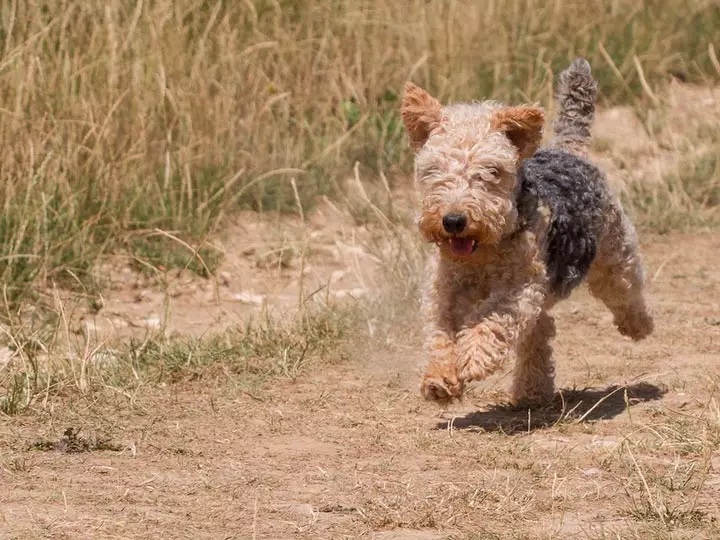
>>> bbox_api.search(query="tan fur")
[511,311,556,404]
[403,83,653,406]
[401,82,443,151]
[587,202,654,340]
[490,106,545,159]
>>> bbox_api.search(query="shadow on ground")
[436,382,666,434]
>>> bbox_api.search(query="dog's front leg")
[455,283,546,384]
[419,275,465,402]
[421,329,464,402]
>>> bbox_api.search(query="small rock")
[144,316,161,328]
[90,466,116,474]
[288,503,316,518]
[583,467,602,477]
[590,437,618,448]
[232,292,266,306]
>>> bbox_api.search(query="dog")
[401,58,654,406]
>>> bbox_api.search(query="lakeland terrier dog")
[401,58,654,406]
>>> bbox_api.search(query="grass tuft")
[0,299,355,414]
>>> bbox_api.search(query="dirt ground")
[1,232,719,539]
[2,88,720,539]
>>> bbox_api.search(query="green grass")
[0,301,355,415]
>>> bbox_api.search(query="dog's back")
[518,148,606,298]
[516,58,606,298]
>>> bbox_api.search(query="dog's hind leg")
[587,204,654,341]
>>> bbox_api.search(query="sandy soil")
[1,232,719,540]
[2,86,720,539]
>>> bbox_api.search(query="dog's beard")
[418,215,507,255]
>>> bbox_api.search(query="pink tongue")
[450,238,474,255]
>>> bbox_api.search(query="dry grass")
[0,294,358,415]
[0,155,424,415]
[0,0,717,446]
[1,0,719,303]
[0,5,719,536]
[0,0,717,418]
[624,137,720,233]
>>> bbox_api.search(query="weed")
[0,297,355,410]
[7,456,32,474]
[29,427,122,453]
[1,373,30,415]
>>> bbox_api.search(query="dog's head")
[401,83,543,259]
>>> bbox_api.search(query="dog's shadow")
[436,382,666,434]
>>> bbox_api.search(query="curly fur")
[550,57,598,157]
[402,58,654,406]
[518,149,607,298]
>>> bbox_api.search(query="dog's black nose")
[442,214,467,234]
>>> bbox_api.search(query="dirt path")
[2,233,719,540]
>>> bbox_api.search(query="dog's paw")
[616,311,654,341]
[420,375,464,403]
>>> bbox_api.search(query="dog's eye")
[472,168,500,183]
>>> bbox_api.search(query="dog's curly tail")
[550,58,598,157]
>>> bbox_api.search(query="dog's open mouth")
[449,237,477,256]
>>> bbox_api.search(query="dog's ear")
[491,106,544,159]
[401,82,443,151]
